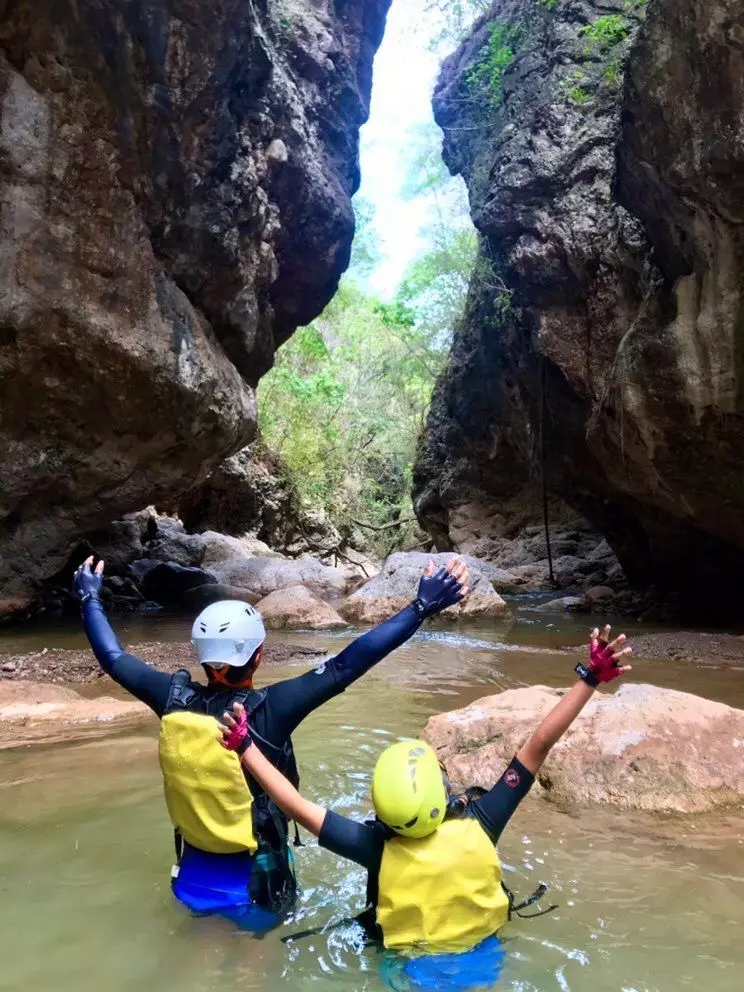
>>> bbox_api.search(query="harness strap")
[293,821,305,848]
[174,828,184,861]
[503,882,558,920]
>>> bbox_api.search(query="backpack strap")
[163,669,195,714]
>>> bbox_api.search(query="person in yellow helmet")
[217,625,632,969]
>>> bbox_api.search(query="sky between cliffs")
[355,0,469,297]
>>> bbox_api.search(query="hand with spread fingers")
[577,625,632,686]
[414,558,470,618]
[218,702,252,756]
[73,555,105,602]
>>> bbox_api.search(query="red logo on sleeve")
[504,768,520,788]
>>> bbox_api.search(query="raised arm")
[219,703,327,836]
[264,559,470,741]
[516,626,631,775]
[74,557,172,715]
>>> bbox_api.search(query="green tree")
[259,280,452,555]
[423,0,493,50]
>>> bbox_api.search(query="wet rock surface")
[424,683,744,813]
[0,0,390,614]
[415,0,744,618]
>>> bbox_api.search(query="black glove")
[73,560,103,602]
[412,565,465,618]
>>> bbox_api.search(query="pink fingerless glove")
[588,638,624,683]
[220,708,251,754]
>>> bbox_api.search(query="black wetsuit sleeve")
[469,756,535,844]
[81,596,172,716]
[319,811,386,873]
[263,604,423,743]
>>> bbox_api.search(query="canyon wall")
[414,0,744,612]
[0,0,389,612]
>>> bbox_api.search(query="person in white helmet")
[73,554,469,928]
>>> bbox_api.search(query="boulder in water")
[181,583,260,610]
[530,596,584,613]
[339,551,507,624]
[424,683,744,813]
[209,553,358,602]
[255,586,349,630]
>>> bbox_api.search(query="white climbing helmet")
[191,600,266,667]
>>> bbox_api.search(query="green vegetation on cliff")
[465,22,522,107]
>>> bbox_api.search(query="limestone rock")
[178,441,304,546]
[0,680,149,748]
[256,585,348,630]
[0,0,391,614]
[202,531,285,566]
[339,551,507,624]
[210,552,357,602]
[424,683,744,813]
[582,585,615,604]
[414,0,744,617]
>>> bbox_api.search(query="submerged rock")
[256,585,348,630]
[424,683,744,813]
[339,551,507,624]
[529,596,584,614]
[0,0,391,615]
[0,681,149,748]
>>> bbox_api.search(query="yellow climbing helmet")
[371,739,447,839]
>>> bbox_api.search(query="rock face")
[414,0,744,615]
[256,585,348,630]
[0,0,390,613]
[424,683,744,813]
[339,551,507,624]
[176,439,344,556]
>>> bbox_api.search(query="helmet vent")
[199,623,207,633]
[218,622,230,632]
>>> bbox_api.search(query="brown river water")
[1,605,743,991]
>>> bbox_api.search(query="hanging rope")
[539,353,555,585]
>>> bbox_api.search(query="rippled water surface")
[2,608,744,991]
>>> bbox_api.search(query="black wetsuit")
[82,597,425,758]
[319,756,535,910]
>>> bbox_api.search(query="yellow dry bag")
[159,710,258,855]
[377,817,510,953]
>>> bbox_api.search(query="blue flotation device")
[380,935,506,991]
[172,841,279,931]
